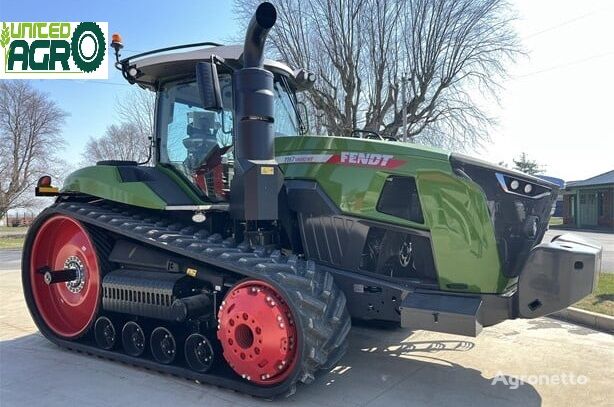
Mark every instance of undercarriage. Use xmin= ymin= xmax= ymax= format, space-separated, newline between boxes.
xmin=22 ymin=199 xmax=350 ymax=398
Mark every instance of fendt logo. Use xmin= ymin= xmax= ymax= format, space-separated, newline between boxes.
xmin=328 ymin=152 xmax=406 ymax=168
xmin=0 ymin=22 xmax=108 ymax=79
xmin=337 ymin=152 xmax=395 ymax=167
xmin=276 ymin=152 xmax=406 ymax=169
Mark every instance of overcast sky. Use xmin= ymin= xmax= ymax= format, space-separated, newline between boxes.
xmin=1 ymin=0 xmax=612 ymax=182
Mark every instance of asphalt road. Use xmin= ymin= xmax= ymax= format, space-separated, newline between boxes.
xmin=1 ymin=269 xmax=612 ymax=406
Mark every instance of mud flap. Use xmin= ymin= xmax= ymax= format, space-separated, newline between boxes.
xmin=517 ymin=233 xmax=602 ymax=318
xmin=400 ymin=292 xmax=483 ymax=337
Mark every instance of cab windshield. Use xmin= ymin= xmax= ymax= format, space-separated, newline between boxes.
xmin=157 ymin=75 xmax=299 ymax=200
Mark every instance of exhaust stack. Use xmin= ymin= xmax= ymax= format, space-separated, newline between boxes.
xmin=243 ymin=2 xmax=277 ymax=68
xmin=231 ymin=2 xmax=283 ymax=222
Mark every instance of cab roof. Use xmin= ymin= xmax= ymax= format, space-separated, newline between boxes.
xmin=128 ymin=44 xmax=299 ymax=89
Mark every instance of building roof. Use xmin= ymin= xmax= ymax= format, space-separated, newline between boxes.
xmin=567 ymin=170 xmax=614 ymax=188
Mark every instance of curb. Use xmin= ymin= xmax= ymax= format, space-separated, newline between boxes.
xmin=550 ymin=307 xmax=614 ymax=333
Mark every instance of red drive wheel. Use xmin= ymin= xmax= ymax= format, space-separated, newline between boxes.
xmin=217 ymin=280 xmax=298 ymax=385
xmin=29 ymin=215 xmax=101 ymax=339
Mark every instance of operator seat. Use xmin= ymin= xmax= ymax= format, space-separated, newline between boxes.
xmin=182 ymin=111 xmax=231 ymax=201
xmin=183 ymin=111 xmax=220 ymax=171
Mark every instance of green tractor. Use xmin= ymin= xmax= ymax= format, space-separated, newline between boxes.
xmin=22 ymin=2 xmax=602 ymax=397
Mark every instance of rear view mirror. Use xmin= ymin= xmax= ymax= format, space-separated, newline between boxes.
xmin=196 ymin=61 xmax=222 ymax=111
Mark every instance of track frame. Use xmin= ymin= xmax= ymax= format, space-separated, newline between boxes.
xmin=22 ymin=200 xmax=351 ymax=398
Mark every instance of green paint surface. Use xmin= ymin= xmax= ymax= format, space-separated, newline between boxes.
xmin=275 ymin=136 xmax=450 ymax=230
xmin=276 ymin=136 xmax=509 ymax=293
xmin=417 ymin=171 xmax=509 ymax=293
xmin=62 ymin=166 xmax=168 ymax=209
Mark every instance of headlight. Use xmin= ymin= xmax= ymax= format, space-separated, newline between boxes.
xmin=495 ymin=173 xmax=551 ymax=199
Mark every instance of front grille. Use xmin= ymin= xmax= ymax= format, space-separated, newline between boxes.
xmin=450 ymin=154 xmax=559 ymax=278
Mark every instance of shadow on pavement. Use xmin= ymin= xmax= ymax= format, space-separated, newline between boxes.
xmin=0 ymin=327 xmax=542 ymax=407
xmin=290 ymin=326 xmax=542 ymax=407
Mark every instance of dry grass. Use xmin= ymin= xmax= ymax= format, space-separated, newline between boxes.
xmin=0 ymin=237 xmax=24 ymax=249
xmin=573 ymin=272 xmax=614 ymax=316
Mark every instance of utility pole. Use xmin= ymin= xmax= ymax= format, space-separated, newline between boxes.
xmin=401 ymin=74 xmax=408 ymax=142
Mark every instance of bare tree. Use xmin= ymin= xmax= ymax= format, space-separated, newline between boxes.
xmin=83 ymin=122 xmax=150 ymax=164
xmin=234 ymin=0 xmax=521 ymax=149
xmin=116 ymin=89 xmax=155 ymax=139
xmin=0 ymin=81 xmax=67 ymax=219
xmin=82 ymin=89 xmax=155 ymax=165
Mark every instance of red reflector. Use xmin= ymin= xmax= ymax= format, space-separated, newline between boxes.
xmin=38 ymin=176 xmax=52 ymax=187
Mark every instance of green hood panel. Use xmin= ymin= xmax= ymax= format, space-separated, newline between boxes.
xmin=275 ymin=136 xmax=452 ymax=230
xmin=417 ymin=171 xmax=508 ymax=293
xmin=276 ymin=135 xmax=450 ymax=160
xmin=275 ymin=136 xmax=508 ymax=294
xmin=62 ymin=166 xmax=167 ymax=209
xmin=61 ymin=165 xmax=204 ymax=210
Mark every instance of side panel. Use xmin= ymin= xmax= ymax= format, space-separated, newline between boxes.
xmin=275 ymin=136 xmax=510 ymax=294
xmin=417 ymin=171 xmax=509 ymax=293
xmin=61 ymin=165 xmax=205 ymax=209
xmin=284 ymin=180 xmax=438 ymax=285
xmin=62 ymin=166 xmax=167 ymax=209
xmin=275 ymin=136 xmax=450 ymax=229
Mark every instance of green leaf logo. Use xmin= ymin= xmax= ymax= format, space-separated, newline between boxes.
xmin=0 ymin=23 xmax=10 ymax=49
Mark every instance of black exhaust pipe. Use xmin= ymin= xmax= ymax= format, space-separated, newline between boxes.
xmin=231 ymin=2 xmax=283 ymax=222
xmin=243 ymin=2 xmax=277 ymax=68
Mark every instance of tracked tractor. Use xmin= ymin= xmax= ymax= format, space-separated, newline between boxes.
xmin=22 ymin=2 xmax=602 ymax=397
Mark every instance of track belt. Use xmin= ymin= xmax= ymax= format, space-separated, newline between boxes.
xmin=27 ymin=200 xmax=350 ymax=398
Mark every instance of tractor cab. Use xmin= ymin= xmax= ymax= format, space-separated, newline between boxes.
xmin=114 ymin=43 xmax=313 ymax=202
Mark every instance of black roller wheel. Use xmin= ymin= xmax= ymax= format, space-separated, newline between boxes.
xmin=185 ymin=333 xmax=216 ymax=372
xmin=94 ymin=316 xmax=116 ymax=350
xmin=122 ymin=321 xmax=146 ymax=357
xmin=150 ymin=327 xmax=177 ymax=364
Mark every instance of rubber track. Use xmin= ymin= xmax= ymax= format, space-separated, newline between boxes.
xmin=28 ymin=201 xmax=351 ymax=398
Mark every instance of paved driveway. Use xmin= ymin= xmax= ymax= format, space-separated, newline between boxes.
xmin=0 ymin=270 xmax=611 ymax=407
xmin=0 ymin=250 xmax=21 ymax=272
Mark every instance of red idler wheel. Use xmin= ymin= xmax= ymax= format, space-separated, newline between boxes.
xmin=29 ymin=215 xmax=101 ymax=338
xmin=217 ymin=280 xmax=298 ymax=385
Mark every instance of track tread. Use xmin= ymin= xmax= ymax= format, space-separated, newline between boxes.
xmin=264 ymin=262 xmax=350 ymax=385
